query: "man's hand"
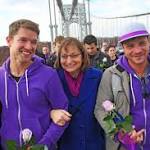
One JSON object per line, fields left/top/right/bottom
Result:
{"left": 50, "top": 109, "right": 72, "bottom": 126}
{"left": 130, "top": 129, "right": 145, "bottom": 143}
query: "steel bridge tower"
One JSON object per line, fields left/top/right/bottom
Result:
{"left": 62, "top": 3, "right": 88, "bottom": 40}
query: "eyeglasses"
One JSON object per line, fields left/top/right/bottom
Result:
{"left": 141, "top": 77, "right": 150, "bottom": 99}
{"left": 60, "top": 53, "right": 81, "bottom": 60}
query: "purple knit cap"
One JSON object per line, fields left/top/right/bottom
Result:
{"left": 119, "top": 22, "right": 149, "bottom": 43}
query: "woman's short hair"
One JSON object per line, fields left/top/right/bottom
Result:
{"left": 55, "top": 37, "right": 89, "bottom": 70}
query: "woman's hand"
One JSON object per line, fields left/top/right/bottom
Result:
{"left": 129, "top": 129, "right": 145, "bottom": 143}
{"left": 50, "top": 109, "right": 72, "bottom": 126}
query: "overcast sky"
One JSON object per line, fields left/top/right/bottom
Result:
{"left": 0, "top": 0, "right": 150, "bottom": 46}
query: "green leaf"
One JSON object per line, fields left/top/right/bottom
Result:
{"left": 28, "top": 136, "right": 35, "bottom": 145}
{"left": 125, "top": 115, "right": 132, "bottom": 123}
{"left": 104, "top": 119, "right": 116, "bottom": 134}
{"left": 30, "top": 144, "right": 45, "bottom": 150}
{"left": 108, "top": 127, "right": 118, "bottom": 136}
{"left": 103, "top": 115, "right": 113, "bottom": 121}
{"left": 21, "top": 144, "right": 28, "bottom": 150}
{"left": 121, "top": 121, "right": 132, "bottom": 132}
{"left": 6, "top": 140, "right": 17, "bottom": 150}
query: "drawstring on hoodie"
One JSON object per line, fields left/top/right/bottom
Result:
{"left": 4, "top": 70, "right": 29, "bottom": 109}
{"left": 25, "top": 70, "right": 29, "bottom": 96}
{"left": 5, "top": 71, "right": 8, "bottom": 108}
{"left": 129, "top": 73, "right": 136, "bottom": 107}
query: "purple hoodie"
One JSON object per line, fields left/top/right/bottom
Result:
{"left": 117, "top": 55, "right": 150, "bottom": 150}
{"left": 0, "top": 57, "right": 68, "bottom": 149}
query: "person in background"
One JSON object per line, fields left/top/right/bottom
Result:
{"left": 105, "top": 44, "right": 118, "bottom": 64}
{"left": 51, "top": 41, "right": 56, "bottom": 53}
{"left": 42, "top": 46, "right": 50, "bottom": 64}
{"left": 54, "top": 36, "right": 65, "bottom": 53}
{"left": 35, "top": 48, "right": 45, "bottom": 60}
{"left": 94, "top": 22, "right": 150, "bottom": 150}
{"left": 47, "top": 36, "right": 65, "bottom": 67}
{"left": 116, "top": 42, "right": 124, "bottom": 56}
{"left": 50, "top": 37, "right": 105, "bottom": 150}
{"left": 101, "top": 41, "right": 108, "bottom": 53}
{"left": 0, "top": 19, "right": 68, "bottom": 149}
{"left": 83, "top": 34, "right": 112, "bottom": 71}
{"left": 42, "top": 46, "right": 50, "bottom": 56}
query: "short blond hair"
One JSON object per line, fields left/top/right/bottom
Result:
{"left": 55, "top": 36, "right": 65, "bottom": 44}
{"left": 9, "top": 19, "right": 40, "bottom": 37}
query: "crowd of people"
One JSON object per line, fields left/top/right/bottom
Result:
{"left": 0, "top": 18, "right": 150, "bottom": 150}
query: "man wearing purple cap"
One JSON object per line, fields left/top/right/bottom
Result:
{"left": 94, "top": 22, "right": 150, "bottom": 150}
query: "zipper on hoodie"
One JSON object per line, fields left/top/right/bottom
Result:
{"left": 140, "top": 77, "right": 148, "bottom": 148}
{"left": 132, "top": 74, "right": 147, "bottom": 149}
{"left": 139, "top": 77, "right": 147, "bottom": 149}
{"left": 16, "top": 81, "right": 23, "bottom": 146}
{"left": 9, "top": 71, "right": 29, "bottom": 146}
{"left": 142, "top": 98, "right": 147, "bottom": 147}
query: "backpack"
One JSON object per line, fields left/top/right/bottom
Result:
{"left": 112, "top": 65, "right": 125, "bottom": 101}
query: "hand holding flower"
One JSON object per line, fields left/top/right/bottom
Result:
{"left": 102, "top": 100, "right": 132, "bottom": 134}
{"left": 102, "top": 100, "right": 135, "bottom": 150}
{"left": 129, "top": 129, "right": 145, "bottom": 144}
{"left": 102, "top": 100, "right": 146, "bottom": 150}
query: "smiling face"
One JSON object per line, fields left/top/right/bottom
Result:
{"left": 7, "top": 27, "right": 38, "bottom": 66}
{"left": 42, "top": 47, "right": 49, "bottom": 55}
{"left": 122, "top": 36, "right": 150, "bottom": 69}
{"left": 107, "top": 46, "right": 116, "bottom": 59}
{"left": 60, "top": 44, "right": 83, "bottom": 77}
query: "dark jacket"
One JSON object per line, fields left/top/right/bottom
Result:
{"left": 46, "top": 52, "right": 57, "bottom": 67}
{"left": 89, "top": 50, "right": 112, "bottom": 71}
{"left": 57, "top": 68, "right": 105, "bottom": 150}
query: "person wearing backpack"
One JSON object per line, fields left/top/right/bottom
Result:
{"left": 94, "top": 22, "right": 150, "bottom": 150}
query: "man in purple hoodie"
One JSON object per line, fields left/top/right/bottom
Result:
{"left": 95, "top": 22, "right": 150, "bottom": 150}
{"left": 0, "top": 19, "right": 70, "bottom": 149}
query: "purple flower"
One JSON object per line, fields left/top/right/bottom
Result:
{"left": 102, "top": 100, "right": 133, "bottom": 146}
{"left": 22, "top": 128, "right": 32, "bottom": 144}
{"left": 102, "top": 100, "right": 115, "bottom": 112}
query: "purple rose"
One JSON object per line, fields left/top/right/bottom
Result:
{"left": 22, "top": 128, "right": 32, "bottom": 144}
{"left": 102, "top": 100, "right": 115, "bottom": 112}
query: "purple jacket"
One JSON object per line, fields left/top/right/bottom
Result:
{"left": 118, "top": 56, "right": 150, "bottom": 150}
{"left": 0, "top": 57, "right": 68, "bottom": 149}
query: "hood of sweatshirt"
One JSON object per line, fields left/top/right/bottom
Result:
{"left": 2, "top": 55, "right": 44, "bottom": 76}
{"left": 117, "top": 55, "right": 150, "bottom": 75}
{"left": 117, "top": 55, "right": 135, "bottom": 75}
{"left": 1, "top": 55, "right": 44, "bottom": 109}
{"left": 117, "top": 55, "right": 150, "bottom": 107}
{"left": 117, "top": 54, "right": 150, "bottom": 111}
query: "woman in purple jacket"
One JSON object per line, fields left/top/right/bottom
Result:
{"left": 51, "top": 37, "right": 105, "bottom": 150}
